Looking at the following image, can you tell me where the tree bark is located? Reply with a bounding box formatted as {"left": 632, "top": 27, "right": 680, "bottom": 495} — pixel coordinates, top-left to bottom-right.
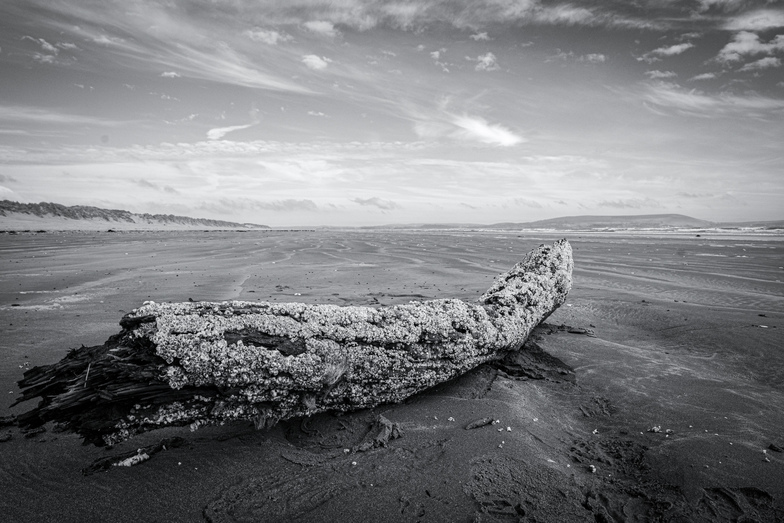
{"left": 15, "top": 239, "right": 572, "bottom": 446}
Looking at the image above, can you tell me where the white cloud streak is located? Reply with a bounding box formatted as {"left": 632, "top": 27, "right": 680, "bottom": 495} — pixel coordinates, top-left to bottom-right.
{"left": 472, "top": 52, "right": 500, "bottom": 71}
{"left": 19, "top": 2, "right": 313, "bottom": 93}
{"left": 716, "top": 32, "right": 784, "bottom": 62}
{"left": 351, "top": 197, "right": 400, "bottom": 210}
{"left": 645, "top": 70, "right": 677, "bottom": 79}
{"left": 206, "top": 124, "right": 256, "bottom": 140}
{"left": 724, "top": 9, "right": 784, "bottom": 31}
{"left": 738, "top": 56, "right": 781, "bottom": 71}
{"left": 303, "top": 20, "right": 339, "bottom": 37}
{"left": 243, "top": 28, "right": 292, "bottom": 45}
{"left": 450, "top": 115, "right": 525, "bottom": 146}
{"left": 0, "top": 105, "right": 130, "bottom": 127}
{"left": 644, "top": 82, "right": 784, "bottom": 116}
{"left": 639, "top": 42, "right": 694, "bottom": 63}
{"left": 302, "top": 54, "right": 330, "bottom": 70}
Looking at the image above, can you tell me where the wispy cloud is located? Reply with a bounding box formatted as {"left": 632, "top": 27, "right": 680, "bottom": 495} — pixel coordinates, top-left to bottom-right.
{"left": 243, "top": 28, "right": 292, "bottom": 45}
{"left": 639, "top": 42, "right": 694, "bottom": 63}
{"left": 508, "top": 198, "right": 543, "bottom": 209}
{"left": 0, "top": 105, "right": 129, "bottom": 126}
{"left": 21, "top": 2, "right": 312, "bottom": 93}
{"left": 21, "top": 35, "right": 62, "bottom": 64}
{"left": 716, "top": 32, "right": 784, "bottom": 62}
{"left": 200, "top": 198, "right": 320, "bottom": 214}
{"left": 597, "top": 198, "right": 661, "bottom": 209}
{"left": 645, "top": 70, "right": 677, "bottom": 79}
{"left": 351, "top": 197, "right": 400, "bottom": 210}
{"left": 0, "top": 185, "right": 21, "bottom": 200}
{"left": 302, "top": 54, "right": 330, "bottom": 70}
{"left": 450, "top": 115, "right": 525, "bottom": 146}
{"left": 470, "top": 52, "right": 500, "bottom": 71}
{"left": 643, "top": 82, "right": 784, "bottom": 117}
{"left": 738, "top": 56, "right": 781, "bottom": 71}
{"left": 207, "top": 124, "right": 256, "bottom": 140}
{"left": 303, "top": 20, "right": 340, "bottom": 37}
{"left": 206, "top": 105, "right": 260, "bottom": 140}
{"left": 160, "top": 71, "right": 180, "bottom": 78}
{"left": 134, "top": 178, "right": 179, "bottom": 193}
{"left": 697, "top": 0, "right": 746, "bottom": 12}
{"left": 724, "top": 9, "right": 784, "bottom": 31}
{"left": 548, "top": 50, "right": 606, "bottom": 63}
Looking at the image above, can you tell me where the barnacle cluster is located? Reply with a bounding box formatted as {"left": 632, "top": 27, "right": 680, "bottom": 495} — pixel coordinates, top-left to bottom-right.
{"left": 102, "top": 239, "right": 572, "bottom": 443}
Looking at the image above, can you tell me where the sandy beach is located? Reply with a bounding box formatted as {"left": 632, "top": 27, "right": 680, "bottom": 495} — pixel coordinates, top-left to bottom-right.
{"left": 1, "top": 229, "right": 782, "bottom": 522}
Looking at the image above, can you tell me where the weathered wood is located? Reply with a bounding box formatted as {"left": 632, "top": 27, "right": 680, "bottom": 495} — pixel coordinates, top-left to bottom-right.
{"left": 15, "top": 239, "right": 572, "bottom": 446}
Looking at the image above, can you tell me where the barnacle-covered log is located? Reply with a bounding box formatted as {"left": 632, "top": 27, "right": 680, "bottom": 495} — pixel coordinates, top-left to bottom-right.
{"left": 15, "top": 239, "right": 572, "bottom": 446}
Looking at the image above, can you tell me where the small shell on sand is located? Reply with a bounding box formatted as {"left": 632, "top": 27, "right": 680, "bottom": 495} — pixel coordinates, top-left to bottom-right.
{"left": 465, "top": 417, "right": 494, "bottom": 430}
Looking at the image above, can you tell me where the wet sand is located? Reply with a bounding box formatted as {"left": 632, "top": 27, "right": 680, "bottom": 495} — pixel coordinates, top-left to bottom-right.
{"left": 1, "top": 230, "right": 782, "bottom": 522}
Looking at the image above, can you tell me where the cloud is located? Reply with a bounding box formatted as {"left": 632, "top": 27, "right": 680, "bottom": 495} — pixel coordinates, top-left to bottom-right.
{"left": 32, "top": 53, "right": 57, "bottom": 64}
{"left": 645, "top": 70, "right": 677, "bottom": 79}
{"left": 470, "top": 32, "right": 490, "bottom": 41}
{"left": 429, "top": 48, "right": 450, "bottom": 72}
{"left": 450, "top": 115, "right": 525, "bottom": 146}
{"left": 0, "top": 174, "right": 19, "bottom": 183}
{"left": 697, "top": 0, "right": 746, "bottom": 12}
{"left": 678, "top": 191, "right": 714, "bottom": 198}
{"left": 22, "top": 35, "right": 61, "bottom": 64}
{"left": 25, "top": 6, "right": 312, "bottom": 93}
{"left": 510, "top": 198, "right": 543, "bottom": 208}
{"left": 0, "top": 185, "right": 21, "bottom": 200}
{"left": 224, "top": 1, "right": 659, "bottom": 32}
{"left": 302, "top": 54, "right": 330, "bottom": 70}
{"left": 243, "top": 28, "right": 292, "bottom": 45}
{"left": 724, "top": 9, "right": 784, "bottom": 31}
{"left": 548, "top": 50, "right": 606, "bottom": 63}
{"left": 22, "top": 36, "right": 58, "bottom": 55}
{"left": 351, "top": 197, "right": 400, "bottom": 210}
{"left": 133, "top": 178, "right": 180, "bottom": 193}
{"left": 304, "top": 20, "right": 339, "bottom": 37}
{"left": 202, "top": 198, "right": 320, "bottom": 213}
{"left": 307, "top": 110, "right": 327, "bottom": 117}
{"left": 691, "top": 72, "right": 717, "bottom": 80}
{"left": 471, "top": 52, "right": 500, "bottom": 71}
{"left": 582, "top": 53, "right": 606, "bottom": 63}
{"left": 716, "top": 32, "right": 784, "bottom": 62}
{"left": 643, "top": 82, "right": 784, "bottom": 116}
{"left": 639, "top": 42, "right": 694, "bottom": 63}
{"left": 0, "top": 105, "right": 128, "bottom": 127}
{"left": 597, "top": 198, "right": 661, "bottom": 209}
{"left": 206, "top": 124, "right": 255, "bottom": 140}
{"left": 134, "top": 179, "right": 157, "bottom": 189}
{"left": 160, "top": 71, "right": 180, "bottom": 78}
{"left": 738, "top": 56, "right": 782, "bottom": 71}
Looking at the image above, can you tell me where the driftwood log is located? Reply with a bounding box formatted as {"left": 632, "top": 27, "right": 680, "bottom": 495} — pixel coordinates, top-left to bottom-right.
{"left": 15, "top": 239, "right": 572, "bottom": 446}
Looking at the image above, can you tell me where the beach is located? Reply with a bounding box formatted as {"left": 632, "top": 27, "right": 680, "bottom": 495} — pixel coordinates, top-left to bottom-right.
{"left": 1, "top": 229, "right": 782, "bottom": 522}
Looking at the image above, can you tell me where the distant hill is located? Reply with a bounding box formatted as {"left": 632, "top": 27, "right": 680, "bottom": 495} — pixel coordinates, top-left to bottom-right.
{"left": 489, "top": 214, "right": 713, "bottom": 230}
{"left": 0, "top": 200, "right": 269, "bottom": 231}
{"left": 367, "top": 214, "right": 783, "bottom": 231}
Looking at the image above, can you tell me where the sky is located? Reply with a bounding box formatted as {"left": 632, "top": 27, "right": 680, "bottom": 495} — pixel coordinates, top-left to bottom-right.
{"left": 1, "top": 0, "right": 783, "bottom": 226}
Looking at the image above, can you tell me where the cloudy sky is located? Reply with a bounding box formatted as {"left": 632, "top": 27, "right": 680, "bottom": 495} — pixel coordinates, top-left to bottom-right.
{"left": 1, "top": 0, "right": 783, "bottom": 226}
